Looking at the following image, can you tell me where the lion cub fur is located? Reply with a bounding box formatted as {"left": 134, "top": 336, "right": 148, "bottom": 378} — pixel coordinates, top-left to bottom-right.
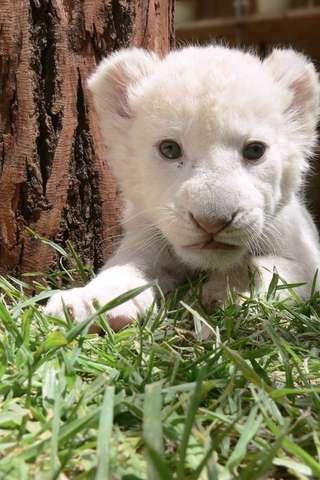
{"left": 46, "top": 45, "right": 320, "bottom": 328}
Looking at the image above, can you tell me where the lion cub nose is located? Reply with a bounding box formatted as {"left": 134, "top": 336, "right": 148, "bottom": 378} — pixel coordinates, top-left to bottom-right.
{"left": 189, "top": 213, "right": 230, "bottom": 235}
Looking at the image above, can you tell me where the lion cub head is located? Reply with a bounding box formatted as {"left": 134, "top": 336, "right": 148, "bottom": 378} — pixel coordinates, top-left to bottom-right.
{"left": 88, "top": 46, "right": 319, "bottom": 270}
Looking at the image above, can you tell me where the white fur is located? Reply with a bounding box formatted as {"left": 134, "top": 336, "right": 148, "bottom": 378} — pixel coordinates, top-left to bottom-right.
{"left": 46, "top": 46, "right": 320, "bottom": 328}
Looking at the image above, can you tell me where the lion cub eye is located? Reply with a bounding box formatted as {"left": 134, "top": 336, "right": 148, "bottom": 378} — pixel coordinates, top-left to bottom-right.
{"left": 158, "top": 140, "right": 182, "bottom": 160}
{"left": 243, "top": 141, "right": 266, "bottom": 161}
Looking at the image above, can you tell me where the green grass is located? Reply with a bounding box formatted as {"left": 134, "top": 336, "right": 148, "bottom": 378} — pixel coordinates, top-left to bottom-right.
{"left": 0, "top": 242, "right": 320, "bottom": 479}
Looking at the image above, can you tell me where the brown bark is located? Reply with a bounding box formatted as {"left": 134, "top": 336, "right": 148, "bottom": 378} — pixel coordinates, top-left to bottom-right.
{"left": 0, "top": 0, "right": 175, "bottom": 275}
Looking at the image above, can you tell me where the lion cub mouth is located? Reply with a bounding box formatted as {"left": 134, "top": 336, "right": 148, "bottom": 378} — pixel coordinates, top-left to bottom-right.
{"left": 184, "top": 238, "right": 239, "bottom": 251}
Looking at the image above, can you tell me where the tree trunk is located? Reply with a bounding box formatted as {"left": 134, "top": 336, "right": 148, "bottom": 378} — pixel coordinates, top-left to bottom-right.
{"left": 0, "top": 0, "right": 175, "bottom": 275}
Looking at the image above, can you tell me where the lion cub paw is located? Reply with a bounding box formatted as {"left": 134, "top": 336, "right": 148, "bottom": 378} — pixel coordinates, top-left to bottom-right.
{"left": 45, "top": 268, "right": 155, "bottom": 330}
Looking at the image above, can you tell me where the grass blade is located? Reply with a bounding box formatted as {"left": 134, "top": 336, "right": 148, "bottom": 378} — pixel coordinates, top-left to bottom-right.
{"left": 282, "top": 437, "right": 320, "bottom": 477}
{"left": 226, "top": 406, "right": 262, "bottom": 471}
{"left": 144, "top": 443, "right": 173, "bottom": 480}
{"left": 143, "top": 382, "right": 164, "bottom": 480}
{"left": 65, "top": 282, "right": 156, "bottom": 342}
{"left": 50, "top": 370, "right": 62, "bottom": 476}
{"left": 223, "top": 346, "right": 271, "bottom": 393}
{"left": 177, "top": 367, "right": 206, "bottom": 480}
{"left": 95, "top": 386, "right": 115, "bottom": 480}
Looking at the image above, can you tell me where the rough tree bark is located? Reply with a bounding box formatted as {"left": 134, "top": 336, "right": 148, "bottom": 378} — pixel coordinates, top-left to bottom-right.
{"left": 0, "top": 0, "right": 175, "bottom": 275}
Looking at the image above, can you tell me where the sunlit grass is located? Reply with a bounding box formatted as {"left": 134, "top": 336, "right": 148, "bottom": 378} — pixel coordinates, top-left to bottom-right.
{"left": 0, "top": 242, "right": 319, "bottom": 479}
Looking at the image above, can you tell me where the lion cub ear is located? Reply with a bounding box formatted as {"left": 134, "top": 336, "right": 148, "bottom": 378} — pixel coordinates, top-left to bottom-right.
{"left": 88, "top": 48, "right": 159, "bottom": 120}
{"left": 264, "top": 48, "right": 320, "bottom": 125}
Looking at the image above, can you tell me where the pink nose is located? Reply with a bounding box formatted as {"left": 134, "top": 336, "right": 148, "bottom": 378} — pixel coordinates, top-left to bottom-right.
{"left": 190, "top": 213, "right": 229, "bottom": 235}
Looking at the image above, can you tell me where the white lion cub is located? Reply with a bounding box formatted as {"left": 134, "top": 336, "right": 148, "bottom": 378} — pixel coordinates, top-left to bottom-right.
{"left": 46, "top": 46, "right": 320, "bottom": 329}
